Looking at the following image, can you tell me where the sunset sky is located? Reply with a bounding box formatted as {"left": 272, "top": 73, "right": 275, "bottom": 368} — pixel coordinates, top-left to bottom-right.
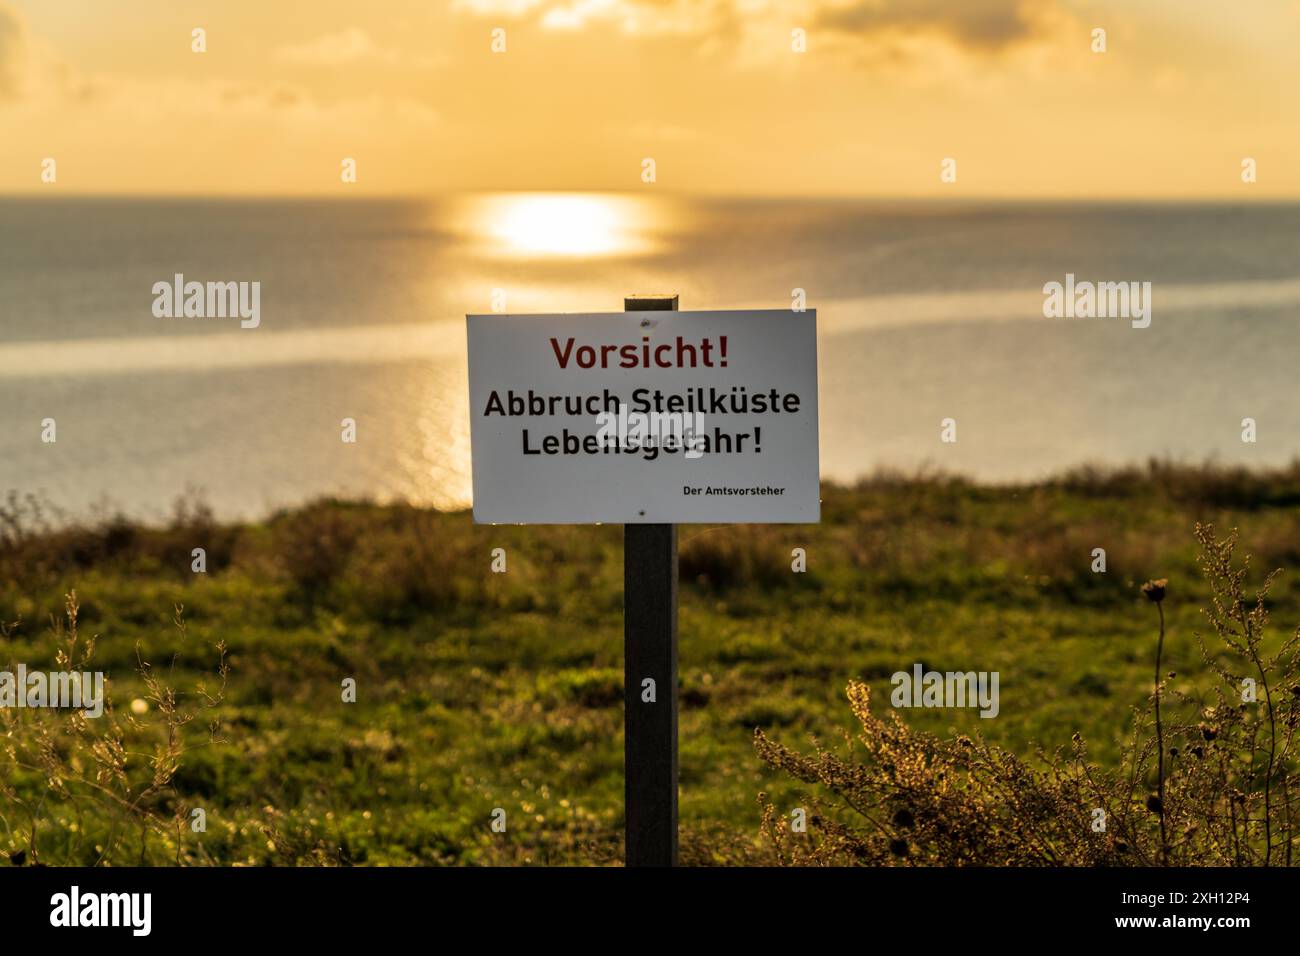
{"left": 1, "top": 0, "right": 1297, "bottom": 197}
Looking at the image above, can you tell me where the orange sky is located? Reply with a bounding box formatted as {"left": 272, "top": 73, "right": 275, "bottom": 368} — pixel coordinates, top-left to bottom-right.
{"left": 1, "top": 0, "right": 1297, "bottom": 197}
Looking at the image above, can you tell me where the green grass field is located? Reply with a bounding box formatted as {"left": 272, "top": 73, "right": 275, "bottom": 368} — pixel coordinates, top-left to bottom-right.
{"left": 3, "top": 462, "right": 1300, "bottom": 865}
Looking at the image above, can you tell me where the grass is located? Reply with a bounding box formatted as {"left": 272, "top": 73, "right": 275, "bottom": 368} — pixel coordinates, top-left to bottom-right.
{"left": 2, "top": 460, "right": 1300, "bottom": 865}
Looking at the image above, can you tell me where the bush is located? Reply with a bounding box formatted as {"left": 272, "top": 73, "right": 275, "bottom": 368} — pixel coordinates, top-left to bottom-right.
{"left": 0, "top": 594, "right": 231, "bottom": 865}
{"left": 679, "top": 529, "right": 792, "bottom": 590}
{"left": 270, "top": 501, "right": 361, "bottom": 607}
{"left": 755, "top": 524, "right": 1300, "bottom": 866}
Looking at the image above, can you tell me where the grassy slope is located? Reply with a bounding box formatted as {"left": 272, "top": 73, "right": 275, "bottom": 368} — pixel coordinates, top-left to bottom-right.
{"left": 3, "top": 463, "right": 1300, "bottom": 865}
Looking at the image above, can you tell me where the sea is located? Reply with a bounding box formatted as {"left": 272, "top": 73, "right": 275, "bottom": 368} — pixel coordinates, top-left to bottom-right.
{"left": 2, "top": 194, "right": 1297, "bottom": 522}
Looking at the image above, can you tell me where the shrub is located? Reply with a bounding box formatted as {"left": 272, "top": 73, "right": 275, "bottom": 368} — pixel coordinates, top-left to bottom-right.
{"left": 755, "top": 524, "right": 1300, "bottom": 866}
{"left": 679, "top": 529, "right": 791, "bottom": 590}
{"left": 270, "top": 501, "right": 361, "bottom": 607}
{"left": 0, "top": 594, "right": 230, "bottom": 865}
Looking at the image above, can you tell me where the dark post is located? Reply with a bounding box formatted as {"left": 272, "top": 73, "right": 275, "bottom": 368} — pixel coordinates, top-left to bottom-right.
{"left": 623, "top": 293, "right": 679, "bottom": 867}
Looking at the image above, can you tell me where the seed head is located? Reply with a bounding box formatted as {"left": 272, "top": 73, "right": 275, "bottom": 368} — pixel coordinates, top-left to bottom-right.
{"left": 1141, "top": 578, "right": 1167, "bottom": 603}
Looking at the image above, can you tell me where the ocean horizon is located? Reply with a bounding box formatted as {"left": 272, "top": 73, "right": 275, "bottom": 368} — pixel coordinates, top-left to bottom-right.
{"left": 4, "top": 194, "right": 1299, "bottom": 523}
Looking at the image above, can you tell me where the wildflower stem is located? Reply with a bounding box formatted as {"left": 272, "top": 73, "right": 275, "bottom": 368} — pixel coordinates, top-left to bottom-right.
{"left": 1246, "top": 641, "right": 1275, "bottom": 865}
{"left": 1154, "top": 601, "right": 1168, "bottom": 865}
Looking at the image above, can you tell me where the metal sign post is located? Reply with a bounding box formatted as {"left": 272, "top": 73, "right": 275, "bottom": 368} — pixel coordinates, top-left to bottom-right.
{"left": 466, "top": 296, "right": 819, "bottom": 866}
{"left": 622, "top": 293, "right": 679, "bottom": 867}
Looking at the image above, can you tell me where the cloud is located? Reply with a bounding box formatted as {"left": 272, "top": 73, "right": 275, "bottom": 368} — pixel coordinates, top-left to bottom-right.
{"left": 815, "top": 0, "right": 1055, "bottom": 52}
{"left": 0, "top": 3, "right": 440, "bottom": 154}
{"left": 449, "top": 0, "right": 1068, "bottom": 62}
{"left": 99, "top": 76, "right": 441, "bottom": 131}
{"left": 0, "top": 3, "right": 27, "bottom": 98}
{"left": 274, "top": 27, "right": 441, "bottom": 68}
{"left": 0, "top": 3, "right": 110, "bottom": 105}
{"left": 452, "top": 0, "right": 547, "bottom": 15}
{"left": 540, "top": 0, "right": 619, "bottom": 31}
{"left": 276, "top": 28, "right": 396, "bottom": 65}
{"left": 454, "top": 0, "right": 728, "bottom": 34}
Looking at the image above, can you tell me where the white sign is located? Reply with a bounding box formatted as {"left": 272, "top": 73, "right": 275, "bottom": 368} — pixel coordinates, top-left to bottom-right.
{"left": 466, "top": 309, "right": 819, "bottom": 524}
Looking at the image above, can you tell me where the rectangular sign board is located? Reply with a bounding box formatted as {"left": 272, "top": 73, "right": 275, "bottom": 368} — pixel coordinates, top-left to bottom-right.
{"left": 466, "top": 309, "right": 819, "bottom": 524}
